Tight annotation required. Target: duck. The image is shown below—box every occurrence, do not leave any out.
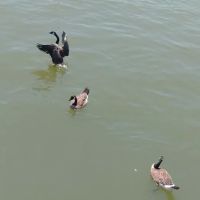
[150,156,180,190]
[69,88,90,109]
[37,31,69,65]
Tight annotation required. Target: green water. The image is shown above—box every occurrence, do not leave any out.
[0,0,199,199]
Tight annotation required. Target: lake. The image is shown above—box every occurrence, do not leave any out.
[0,0,199,199]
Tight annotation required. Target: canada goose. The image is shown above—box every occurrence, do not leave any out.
[150,156,180,190]
[37,31,69,65]
[69,88,90,109]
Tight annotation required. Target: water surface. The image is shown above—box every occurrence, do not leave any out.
[0,0,200,199]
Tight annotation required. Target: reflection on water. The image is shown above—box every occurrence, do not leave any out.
[163,190,176,200]
[151,180,176,200]
[66,105,89,117]
[32,65,66,91]
[33,65,66,82]
[67,107,76,117]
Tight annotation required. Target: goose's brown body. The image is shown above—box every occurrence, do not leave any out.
[69,88,89,109]
[150,157,180,190]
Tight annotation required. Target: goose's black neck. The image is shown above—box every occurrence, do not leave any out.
[73,96,77,106]
[154,156,163,169]
[54,32,59,44]
[50,31,60,44]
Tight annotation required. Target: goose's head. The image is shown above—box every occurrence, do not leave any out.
[69,96,77,106]
[69,96,75,101]
[159,156,164,162]
[49,31,56,36]
[154,156,164,169]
